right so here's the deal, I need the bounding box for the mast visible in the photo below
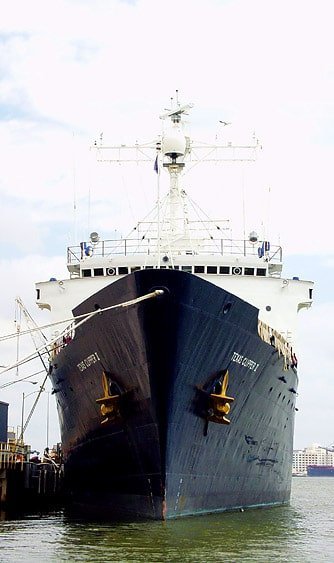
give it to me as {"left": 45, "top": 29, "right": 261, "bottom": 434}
{"left": 160, "top": 102, "right": 190, "bottom": 243}
{"left": 92, "top": 96, "right": 260, "bottom": 262}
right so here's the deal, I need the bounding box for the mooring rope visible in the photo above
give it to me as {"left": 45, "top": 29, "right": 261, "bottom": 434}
{"left": 0, "top": 289, "right": 164, "bottom": 376}
{"left": 0, "top": 290, "right": 164, "bottom": 343}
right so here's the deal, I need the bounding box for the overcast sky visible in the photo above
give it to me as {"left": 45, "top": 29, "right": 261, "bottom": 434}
{"left": 0, "top": 0, "right": 333, "bottom": 453}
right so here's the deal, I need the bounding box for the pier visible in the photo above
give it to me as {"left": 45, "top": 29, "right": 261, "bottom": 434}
{"left": 0, "top": 437, "right": 63, "bottom": 510}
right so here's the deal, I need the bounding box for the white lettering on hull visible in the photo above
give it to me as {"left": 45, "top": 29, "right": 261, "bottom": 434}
{"left": 231, "top": 351, "right": 259, "bottom": 372}
{"left": 77, "top": 352, "right": 101, "bottom": 372}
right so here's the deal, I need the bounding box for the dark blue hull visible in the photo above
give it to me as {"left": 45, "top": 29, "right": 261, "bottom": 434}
{"left": 50, "top": 269, "right": 298, "bottom": 519}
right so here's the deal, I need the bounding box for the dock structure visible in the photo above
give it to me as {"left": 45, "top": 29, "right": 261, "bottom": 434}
{"left": 0, "top": 402, "right": 63, "bottom": 510}
{"left": 0, "top": 438, "right": 28, "bottom": 504}
{"left": 0, "top": 438, "right": 63, "bottom": 509}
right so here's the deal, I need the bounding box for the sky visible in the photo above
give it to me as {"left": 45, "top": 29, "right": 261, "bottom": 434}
{"left": 0, "top": 0, "right": 333, "bottom": 453}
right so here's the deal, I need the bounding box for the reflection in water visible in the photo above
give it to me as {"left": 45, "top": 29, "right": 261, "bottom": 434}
{"left": 63, "top": 506, "right": 301, "bottom": 562}
{"left": 0, "top": 478, "right": 333, "bottom": 562}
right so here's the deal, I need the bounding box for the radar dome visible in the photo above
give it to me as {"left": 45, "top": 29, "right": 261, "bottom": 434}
{"left": 163, "top": 126, "right": 186, "bottom": 158}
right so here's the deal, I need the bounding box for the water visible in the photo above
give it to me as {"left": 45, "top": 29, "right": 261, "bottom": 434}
{"left": 0, "top": 478, "right": 333, "bottom": 562}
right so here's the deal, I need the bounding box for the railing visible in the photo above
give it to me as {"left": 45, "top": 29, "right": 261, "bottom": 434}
{"left": 258, "top": 320, "right": 298, "bottom": 371}
{"left": 67, "top": 237, "right": 282, "bottom": 265}
{"left": 0, "top": 442, "right": 29, "bottom": 469}
{"left": 50, "top": 323, "right": 75, "bottom": 359}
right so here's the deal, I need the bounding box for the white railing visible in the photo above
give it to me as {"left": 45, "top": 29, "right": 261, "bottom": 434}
{"left": 67, "top": 237, "right": 282, "bottom": 265}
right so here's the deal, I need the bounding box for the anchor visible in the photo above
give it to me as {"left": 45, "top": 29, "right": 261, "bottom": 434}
{"left": 207, "top": 370, "right": 234, "bottom": 425}
{"left": 96, "top": 371, "right": 122, "bottom": 424}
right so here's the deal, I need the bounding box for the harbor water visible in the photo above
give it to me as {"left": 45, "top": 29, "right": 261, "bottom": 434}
{"left": 0, "top": 477, "right": 333, "bottom": 562}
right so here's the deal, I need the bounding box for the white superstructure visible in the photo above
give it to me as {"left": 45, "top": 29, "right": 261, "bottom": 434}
{"left": 36, "top": 99, "right": 313, "bottom": 353}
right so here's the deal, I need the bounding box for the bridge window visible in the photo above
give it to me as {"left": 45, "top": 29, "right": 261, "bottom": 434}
{"left": 94, "top": 268, "right": 104, "bottom": 276}
{"left": 82, "top": 269, "right": 92, "bottom": 277}
{"left": 131, "top": 266, "right": 141, "bottom": 272}
{"left": 207, "top": 266, "right": 217, "bottom": 274}
{"left": 256, "top": 268, "right": 266, "bottom": 276}
{"left": 244, "top": 268, "right": 255, "bottom": 276}
{"left": 118, "top": 267, "right": 129, "bottom": 275}
{"left": 181, "top": 266, "right": 192, "bottom": 273}
{"left": 219, "top": 266, "right": 230, "bottom": 274}
{"left": 194, "top": 266, "right": 205, "bottom": 273}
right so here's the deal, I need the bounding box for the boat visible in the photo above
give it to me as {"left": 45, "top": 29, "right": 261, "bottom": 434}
{"left": 35, "top": 97, "right": 314, "bottom": 519}
{"left": 307, "top": 465, "right": 334, "bottom": 476}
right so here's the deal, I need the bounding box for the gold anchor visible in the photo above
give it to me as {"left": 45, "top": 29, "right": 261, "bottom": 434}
{"left": 208, "top": 370, "right": 234, "bottom": 425}
{"left": 96, "top": 371, "right": 121, "bottom": 424}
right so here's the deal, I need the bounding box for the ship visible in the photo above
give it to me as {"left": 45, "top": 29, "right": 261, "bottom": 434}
{"left": 35, "top": 98, "right": 313, "bottom": 519}
{"left": 307, "top": 466, "right": 334, "bottom": 476}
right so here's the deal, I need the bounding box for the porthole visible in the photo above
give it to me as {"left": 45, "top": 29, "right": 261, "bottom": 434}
{"left": 232, "top": 266, "right": 242, "bottom": 275}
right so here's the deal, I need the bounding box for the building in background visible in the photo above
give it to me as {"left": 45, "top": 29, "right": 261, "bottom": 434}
{"left": 293, "top": 444, "right": 334, "bottom": 475}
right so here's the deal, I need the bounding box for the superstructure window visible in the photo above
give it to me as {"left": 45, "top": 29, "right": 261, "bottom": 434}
{"left": 145, "top": 266, "right": 154, "bottom": 269}
{"left": 244, "top": 268, "right": 255, "bottom": 276}
{"left": 219, "top": 266, "right": 230, "bottom": 274}
{"left": 131, "top": 266, "right": 141, "bottom": 272}
{"left": 207, "top": 266, "right": 218, "bottom": 274}
{"left": 118, "top": 267, "right": 129, "bottom": 275}
{"left": 181, "top": 266, "right": 192, "bottom": 273}
{"left": 94, "top": 268, "right": 104, "bottom": 276}
{"left": 256, "top": 268, "right": 266, "bottom": 277}
{"left": 82, "top": 269, "right": 92, "bottom": 277}
{"left": 194, "top": 266, "right": 205, "bottom": 273}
